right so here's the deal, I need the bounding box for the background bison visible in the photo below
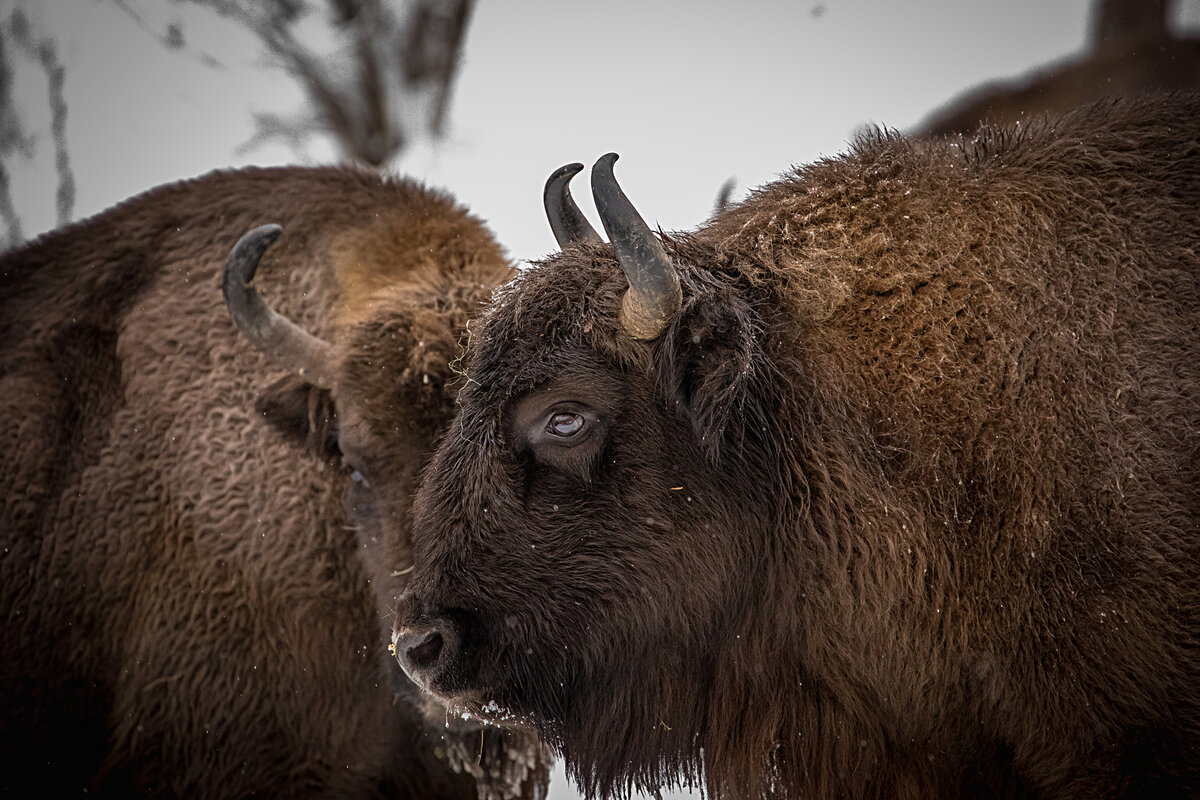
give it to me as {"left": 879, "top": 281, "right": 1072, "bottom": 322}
{"left": 0, "top": 166, "right": 548, "bottom": 798}
{"left": 914, "top": 0, "right": 1200, "bottom": 137}
{"left": 393, "top": 94, "right": 1200, "bottom": 799}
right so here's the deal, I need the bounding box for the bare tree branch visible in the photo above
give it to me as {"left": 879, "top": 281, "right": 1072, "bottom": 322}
{"left": 234, "top": 110, "right": 326, "bottom": 158}
{"left": 42, "top": 41, "right": 74, "bottom": 226}
{"left": 404, "top": 0, "right": 472, "bottom": 136}
{"left": 0, "top": 28, "right": 26, "bottom": 249}
{"left": 1, "top": 6, "right": 78, "bottom": 248}
{"left": 712, "top": 177, "right": 736, "bottom": 217}
{"left": 100, "top": 0, "right": 474, "bottom": 167}
{"left": 109, "top": 0, "right": 225, "bottom": 68}
{"left": 0, "top": 162, "right": 23, "bottom": 251}
{"left": 8, "top": 8, "right": 74, "bottom": 227}
{"left": 176, "top": 0, "right": 474, "bottom": 166}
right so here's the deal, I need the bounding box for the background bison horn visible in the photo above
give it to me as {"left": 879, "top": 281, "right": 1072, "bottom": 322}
{"left": 222, "top": 224, "right": 336, "bottom": 389}
{"left": 543, "top": 162, "right": 602, "bottom": 247}
{"left": 590, "top": 152, "right": 682, "bottom": 340}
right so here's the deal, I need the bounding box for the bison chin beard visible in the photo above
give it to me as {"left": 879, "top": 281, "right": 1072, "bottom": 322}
{"left": 517, "top": 636, "right": 715, "bottom": 800}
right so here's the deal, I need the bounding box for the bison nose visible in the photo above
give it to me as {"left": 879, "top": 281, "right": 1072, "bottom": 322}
{"left": 392, "top": 617, "right": 461, "bottom": 691}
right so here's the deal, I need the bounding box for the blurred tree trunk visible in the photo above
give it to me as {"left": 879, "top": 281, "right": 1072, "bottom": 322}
{"left": 0, "top": 0, "right": 474, "bottom": 252}
{"left": 0, "top": 6, "right": 74, "bottom": 252}
{"left": 197, "top": 0, "right": 475, "bottom": 167}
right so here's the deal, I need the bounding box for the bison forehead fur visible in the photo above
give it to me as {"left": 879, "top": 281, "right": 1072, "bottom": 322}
{"left": 0, "top": 165, "right": 549, "bottom": 799}
{"left": 399, "top": 95, "right": 1200, "bottom": 799}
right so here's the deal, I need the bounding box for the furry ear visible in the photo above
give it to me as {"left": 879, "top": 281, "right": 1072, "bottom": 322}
{"left": 255, "top": 374, "right": 339, "bottom": 459}
{"left": 657, "top": 283, "right": 769, "bottom": 462}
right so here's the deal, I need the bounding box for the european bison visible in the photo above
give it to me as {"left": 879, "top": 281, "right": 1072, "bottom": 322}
{"left": 0, "top": 166, "right": 549, "bottom": 798}
{"left": 392, "top": 95, "right": 1200, "bottom": 799}
{"left": 915, "top": 0, "right": 1200, "bottom": 137}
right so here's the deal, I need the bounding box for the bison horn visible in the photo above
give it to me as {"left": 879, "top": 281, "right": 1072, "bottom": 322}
{"left": 544, "top": 162, "right": 602, "bottom": 247}
{"left": 590, "top": 153, "right": 681, "bottom": 340}
{"left": 222, "top": 224, "right": 335, "bottom": 389}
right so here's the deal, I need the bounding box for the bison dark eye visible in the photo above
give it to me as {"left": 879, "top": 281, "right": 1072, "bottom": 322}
{"left": 510, "top": 391, "right": 605, "bottom": 463}
{"left": 547, "top": 411, "right": 585, "bottom": 438}
{"left": 347, "top": 465, "right": 371, "bottom": 489}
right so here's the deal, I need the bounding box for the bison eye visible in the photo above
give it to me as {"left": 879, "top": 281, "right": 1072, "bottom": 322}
{"left": 346, "top": 463, "right": 371, "bottom": 489}
{"left": 547, "top": 411, "right": 585, "bottom": 438}
{"left": 511, "top": 394, "right": 605, "bottom": 461}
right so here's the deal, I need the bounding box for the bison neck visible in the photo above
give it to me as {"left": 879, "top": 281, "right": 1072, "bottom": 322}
{"left": 694, "top": 404, "right": 989, "bottom": 798}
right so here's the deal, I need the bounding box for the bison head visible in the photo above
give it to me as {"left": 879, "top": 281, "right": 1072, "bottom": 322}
{"left": 395, "top": 156, "right": 796, "bottom": 796}
{"left": 221, "top": 220, "right": 561, "bottom": 800}
{"left": 222, "top": 222, "right": 503, "bottom": 621}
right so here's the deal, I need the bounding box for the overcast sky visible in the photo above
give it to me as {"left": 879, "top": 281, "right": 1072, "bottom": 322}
{"left": 8, "top": 1, "right": 1198, "bottom": 797}
{"left": 18, "top": 0, "right": 1184, "bottom": 264}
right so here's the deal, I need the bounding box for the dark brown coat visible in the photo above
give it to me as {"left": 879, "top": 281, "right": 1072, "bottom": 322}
{"left": 0, "top": 166, "right": 548, "bottom": 799}
{"left": 396, "top": 95, "right": 1200, "bottom": 799}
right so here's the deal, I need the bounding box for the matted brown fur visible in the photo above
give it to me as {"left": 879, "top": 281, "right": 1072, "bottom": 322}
{"left": 398, "top": 95, "right": 1200, "bottom": 799}
{"left": 0, "top": 165, "right": 548, "bottom": 798}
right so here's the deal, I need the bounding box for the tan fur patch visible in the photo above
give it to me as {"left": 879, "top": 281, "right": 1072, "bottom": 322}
{"left": 330, "top": 201, "right": 507, "bottom": 326}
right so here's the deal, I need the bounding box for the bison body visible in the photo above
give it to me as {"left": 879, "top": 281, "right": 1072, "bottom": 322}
{"left": 394, "top": 95, "right": 1200, "bottom": 799}
{"left": 0, "top": 166, "right": 548, "bottom": 798}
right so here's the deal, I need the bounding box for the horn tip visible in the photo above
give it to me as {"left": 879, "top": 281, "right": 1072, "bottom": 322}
{"left": 591, "top": 153, "right": 622, "bottom": 189}
{"left": 544, "top": 163, "right": 584, "bottom": 197}
{"left": 237, "top": 223, "right": 284, "bottom": 254}
{"left": 225, "top": 223, "right": 284, "bottom": 292}
{"left": 549, "top": 162, "right": 585, "bottom": 181}
{"left": 595, "top": 152, "right": 620, "bottom": 173}
{"left": 242, "top": 223, "right": 284, "bottom": 250}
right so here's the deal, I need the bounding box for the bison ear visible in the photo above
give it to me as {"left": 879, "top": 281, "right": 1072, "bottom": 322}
{"left": 658, "top": 288, "right": 769, "bottom": 463}
{"left": 255, "top": 374, "right": 339, "bottom": 459}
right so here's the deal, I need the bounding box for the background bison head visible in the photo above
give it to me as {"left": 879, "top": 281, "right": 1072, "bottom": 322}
{"left": 395, "top": 97, "right": 1200, "bottom": 800}
{"left": 226, "top": 219, "right": 513, "bottom": 626}
{"left": 226, "top": 215, "right": 556, "bottom": 798}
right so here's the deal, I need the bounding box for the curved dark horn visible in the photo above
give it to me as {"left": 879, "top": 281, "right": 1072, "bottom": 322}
{"left": 222, "top": 224, "right": 335, "bottom": 388}
{"left": 590, "top": 153, "right": 681, "bottom": 340}
{"left": 543, "top": 162, "right": 601, "bottom": 247}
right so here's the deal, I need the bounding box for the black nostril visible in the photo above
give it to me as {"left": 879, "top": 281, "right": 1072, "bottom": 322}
{"left": 406, "top": 630, "right": 444, "bottom": 669}
{"left": 392, "top": 617, "right": 460, "bottom": 690}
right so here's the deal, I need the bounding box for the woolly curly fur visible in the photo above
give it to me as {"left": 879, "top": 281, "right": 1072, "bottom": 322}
{"left": 402, "top": 94, "right": 1200, "bottom": 799}
{"left": 0, "top": 165, "right": 549, "bottom": 798}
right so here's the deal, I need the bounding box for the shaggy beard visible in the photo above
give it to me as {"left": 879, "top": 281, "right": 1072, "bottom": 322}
{"left": 519, "top": 639, "right": 717, "bottom": 800}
